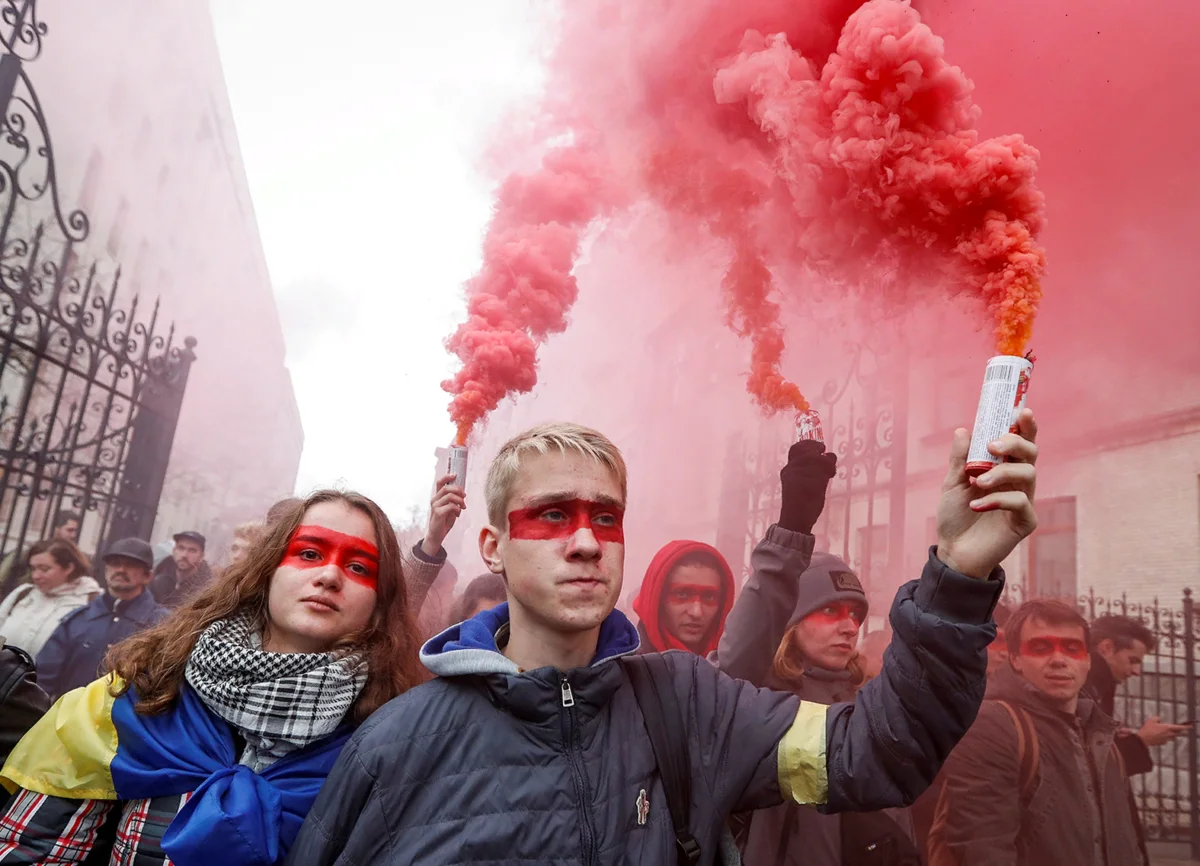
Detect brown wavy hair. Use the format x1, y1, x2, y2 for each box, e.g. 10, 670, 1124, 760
107, 490, 426, 721
26, 538, 91, 581
771, 621, 868, 692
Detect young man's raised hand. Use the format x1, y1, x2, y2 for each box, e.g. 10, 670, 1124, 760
936, 409, 1039, 579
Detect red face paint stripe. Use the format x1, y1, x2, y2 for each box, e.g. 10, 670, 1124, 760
282, 524, 380, 589
804, 602, 865, 626
666, 585, 722, 607
1020, 637, 1089, 660
507, 498, 625, 544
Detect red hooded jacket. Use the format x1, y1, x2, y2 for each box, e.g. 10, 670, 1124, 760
632, 540, 736, 656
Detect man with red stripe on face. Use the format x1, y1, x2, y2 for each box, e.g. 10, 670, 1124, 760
926, 599, 1145, 865
632, 541, 736, 656
291, 418, 1039, 866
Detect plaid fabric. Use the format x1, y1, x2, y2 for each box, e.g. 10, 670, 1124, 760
0, 788, 189, 866
0, 788, 115, 864
183, 611, 365, 770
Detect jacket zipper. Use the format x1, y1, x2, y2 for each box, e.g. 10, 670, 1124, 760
560, 674, 598, 866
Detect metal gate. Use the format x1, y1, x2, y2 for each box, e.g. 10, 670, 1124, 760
0, 1, 195, 573
718, 341, 909, 630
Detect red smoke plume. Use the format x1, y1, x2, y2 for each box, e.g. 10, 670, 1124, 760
442, 144, 618, 443
445, 0, 1045, 436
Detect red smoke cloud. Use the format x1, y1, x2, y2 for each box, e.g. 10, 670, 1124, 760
445, 0, 1045, 437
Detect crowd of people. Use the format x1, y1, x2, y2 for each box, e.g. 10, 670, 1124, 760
0, 410, 1181, 864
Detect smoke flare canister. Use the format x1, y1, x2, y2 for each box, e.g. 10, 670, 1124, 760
447, 445, 468, 487
795, 409, 825, 444
965, 355, 1035, 477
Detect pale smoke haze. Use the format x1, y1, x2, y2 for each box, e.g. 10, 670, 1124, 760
209, 0, 545, 520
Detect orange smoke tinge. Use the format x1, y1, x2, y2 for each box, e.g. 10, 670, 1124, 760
714, 1, 1046, 356
723, 240, 811, 413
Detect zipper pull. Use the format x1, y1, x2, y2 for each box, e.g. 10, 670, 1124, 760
561, 677, 575, 708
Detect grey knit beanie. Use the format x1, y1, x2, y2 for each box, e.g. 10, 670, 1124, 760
786, 551, 868, 628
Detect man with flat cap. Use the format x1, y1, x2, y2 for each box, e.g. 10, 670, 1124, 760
150, 530, 213, 608
35, 537, 167, 699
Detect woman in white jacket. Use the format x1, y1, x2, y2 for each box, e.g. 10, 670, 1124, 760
0, 538, 99, 656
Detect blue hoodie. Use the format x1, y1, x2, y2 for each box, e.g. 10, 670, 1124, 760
419, 602, 641, 677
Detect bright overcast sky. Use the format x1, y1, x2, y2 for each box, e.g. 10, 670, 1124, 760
209, 1, 546, 525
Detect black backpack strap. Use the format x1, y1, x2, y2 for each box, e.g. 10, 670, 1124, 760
621, 654, 701, 866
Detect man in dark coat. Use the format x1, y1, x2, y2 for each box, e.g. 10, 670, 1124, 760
1084, 614, 1187, 865
35, 538, 167, 699
149, 530, 213, 608
288, 415, 1039, 866
1085, 614, 1188, 770
929, 599, 1145, 865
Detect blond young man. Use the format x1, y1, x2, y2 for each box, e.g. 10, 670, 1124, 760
290, 416, 1039, 866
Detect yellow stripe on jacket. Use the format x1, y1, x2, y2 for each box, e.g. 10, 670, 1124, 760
1, 675, 120, 799
777, 700, 829, 805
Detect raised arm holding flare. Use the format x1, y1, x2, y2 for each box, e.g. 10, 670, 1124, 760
288, 414, 1038, 866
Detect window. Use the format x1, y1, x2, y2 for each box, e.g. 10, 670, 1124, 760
1028, 497, 1077, 599
855, 523, 889, 586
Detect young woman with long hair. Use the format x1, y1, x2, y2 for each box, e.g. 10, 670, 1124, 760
0, 490, 425, 866
0, 538, 99, 657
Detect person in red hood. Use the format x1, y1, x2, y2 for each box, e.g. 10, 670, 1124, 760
632, 541, 736, 655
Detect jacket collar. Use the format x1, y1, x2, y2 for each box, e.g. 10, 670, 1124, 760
420, 604, 641, 724
421, 603, 640, 676
90, 589, 159, 623
45, 576, 101, 600
987, 665, 1116, 734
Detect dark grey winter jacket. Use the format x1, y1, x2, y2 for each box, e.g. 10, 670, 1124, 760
287, 550, 1003, 865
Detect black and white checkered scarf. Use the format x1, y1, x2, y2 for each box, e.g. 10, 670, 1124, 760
184, 611, 367, 772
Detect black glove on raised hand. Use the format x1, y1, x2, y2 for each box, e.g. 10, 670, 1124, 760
777, 440, 838, 534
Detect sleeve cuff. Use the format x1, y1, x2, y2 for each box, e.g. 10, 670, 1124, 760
410, 541, 447, 565
914, 546, 1005, 624
763, 524, 816, 555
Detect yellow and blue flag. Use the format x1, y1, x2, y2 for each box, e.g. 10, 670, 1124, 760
2, 676, 350, 866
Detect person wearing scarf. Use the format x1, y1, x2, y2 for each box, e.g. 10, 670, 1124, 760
0, 490, 429, 866
0, 538, 100, 658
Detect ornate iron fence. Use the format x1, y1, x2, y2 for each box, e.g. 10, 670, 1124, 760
0, 0, 195, 577
1003, 583, 1200, 856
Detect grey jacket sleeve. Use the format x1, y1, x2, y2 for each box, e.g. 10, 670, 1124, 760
402, 541, 446, 616
661, 651, 801, 818
819, 548, 1003, 811
712, 525, 814, 686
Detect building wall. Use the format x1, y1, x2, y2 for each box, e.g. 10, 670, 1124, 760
24, 0, 301, 560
